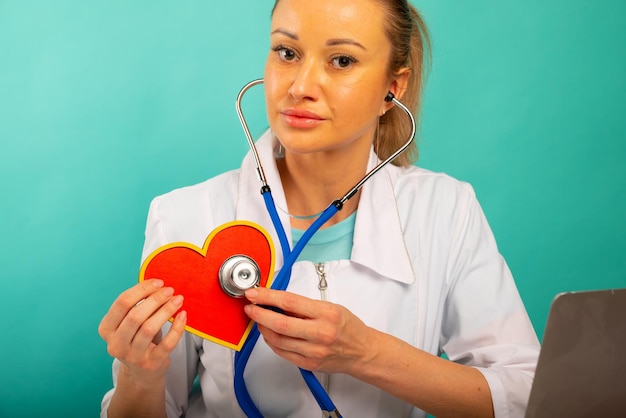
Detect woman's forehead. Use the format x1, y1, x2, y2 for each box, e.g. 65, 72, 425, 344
270, 0, 388, 45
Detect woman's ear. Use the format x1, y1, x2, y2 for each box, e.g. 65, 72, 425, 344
389, 67, 411, 101
380, 67, 411, 115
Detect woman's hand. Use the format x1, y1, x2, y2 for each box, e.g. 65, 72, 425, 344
244, 287, 374, 375
98, 279, 187, 384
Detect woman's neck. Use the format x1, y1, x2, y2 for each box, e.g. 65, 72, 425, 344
276, 148, 369, 229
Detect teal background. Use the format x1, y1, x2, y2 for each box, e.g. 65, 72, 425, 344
0, 0, 624, 416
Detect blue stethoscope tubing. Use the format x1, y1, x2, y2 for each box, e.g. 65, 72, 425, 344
232, 79, 416, 417
234, 197, 340, 418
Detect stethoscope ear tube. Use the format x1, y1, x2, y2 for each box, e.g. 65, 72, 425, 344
236, 79, 268, 190
235, 79, 417, 205
340, 96, 415, 203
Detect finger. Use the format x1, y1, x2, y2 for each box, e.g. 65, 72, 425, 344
111, 286, 175, 350
154, 310, 188, 357
99, 279, 164, 338
245, 303, 309, 340
130, 294, 185, 353
245, 288, 317, 318
257, 322, 301, 349
257, 324, 321, 371
257, 318, 326, 356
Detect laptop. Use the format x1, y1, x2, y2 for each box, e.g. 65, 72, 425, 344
525, 288, 626, 418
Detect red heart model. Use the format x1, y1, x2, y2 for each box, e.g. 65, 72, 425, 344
139, 221, 275, 351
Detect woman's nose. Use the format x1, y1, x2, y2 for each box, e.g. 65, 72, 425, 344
288, 59, 321, 101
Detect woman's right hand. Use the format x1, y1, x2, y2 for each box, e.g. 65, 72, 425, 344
98, 279, 187, 384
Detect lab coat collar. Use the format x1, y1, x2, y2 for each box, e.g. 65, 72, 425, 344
236, 130, 415, 285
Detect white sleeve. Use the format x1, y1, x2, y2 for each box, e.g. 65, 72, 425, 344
441, 187, 540, 418
100, 197, 202, 418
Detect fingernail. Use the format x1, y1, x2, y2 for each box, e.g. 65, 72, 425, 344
172, 295, 184, 307
244, 304, 252, 315
245, 289, 258, 299
162, 287, 174, 297
152, 279, 164, 288
176, 310, 187, 322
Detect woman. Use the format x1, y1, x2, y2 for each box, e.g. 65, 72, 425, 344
99, 0, 540, 417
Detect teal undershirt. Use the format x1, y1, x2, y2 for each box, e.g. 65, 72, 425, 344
291, 211, 357, 263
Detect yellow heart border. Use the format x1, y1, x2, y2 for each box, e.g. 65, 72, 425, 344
138, 220, 276, 351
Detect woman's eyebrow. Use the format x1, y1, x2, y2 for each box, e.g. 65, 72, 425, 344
326, 38, 366, 50
271, 29, 366, 51
271, 28, 298, 39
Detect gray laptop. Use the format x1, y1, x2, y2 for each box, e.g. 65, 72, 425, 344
525, 288, 626, 418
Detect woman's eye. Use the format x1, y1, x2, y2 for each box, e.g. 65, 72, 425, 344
275, 46, 297, 62
331, 55, 356, 69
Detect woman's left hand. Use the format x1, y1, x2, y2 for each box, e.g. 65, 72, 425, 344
244, 287, 373, 374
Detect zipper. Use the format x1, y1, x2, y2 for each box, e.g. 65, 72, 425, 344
316, 262, 328, 301
314, 262, 331, 413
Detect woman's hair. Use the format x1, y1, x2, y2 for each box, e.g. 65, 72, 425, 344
374, 0, 431, 166
271, 0, 431, 166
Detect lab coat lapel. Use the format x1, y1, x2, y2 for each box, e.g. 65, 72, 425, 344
352, 150, 416, 284
236, 131, 414, 283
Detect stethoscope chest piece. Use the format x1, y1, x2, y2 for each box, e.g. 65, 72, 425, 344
219, 254, 261, 297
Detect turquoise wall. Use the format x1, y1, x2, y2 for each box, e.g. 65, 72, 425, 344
1, 0, 624, 416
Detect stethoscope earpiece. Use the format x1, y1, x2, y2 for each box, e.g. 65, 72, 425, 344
384, 91, 395, 102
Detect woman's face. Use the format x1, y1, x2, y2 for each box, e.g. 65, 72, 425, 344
264, 0, 403, 159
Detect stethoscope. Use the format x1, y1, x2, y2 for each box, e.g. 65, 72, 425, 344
220, 79, 416, 418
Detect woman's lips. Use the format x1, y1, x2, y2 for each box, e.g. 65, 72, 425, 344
281, 109, 325, 129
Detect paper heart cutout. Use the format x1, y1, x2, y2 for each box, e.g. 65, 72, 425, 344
139, 221, 275, 351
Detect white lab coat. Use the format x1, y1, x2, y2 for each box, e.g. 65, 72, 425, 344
102, 130, 539, 418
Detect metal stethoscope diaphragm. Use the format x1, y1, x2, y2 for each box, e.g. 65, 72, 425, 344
218, 255, 261, 297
